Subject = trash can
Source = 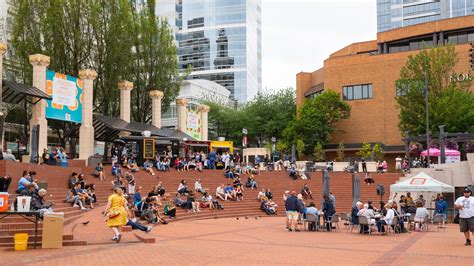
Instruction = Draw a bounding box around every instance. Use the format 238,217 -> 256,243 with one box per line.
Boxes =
14,233 -> 29,251
42,212 -> 64,249
88,156 -> 101,167
0,192 -> 8,212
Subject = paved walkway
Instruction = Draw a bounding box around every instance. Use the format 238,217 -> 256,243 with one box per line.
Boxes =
1,217 -> 472,265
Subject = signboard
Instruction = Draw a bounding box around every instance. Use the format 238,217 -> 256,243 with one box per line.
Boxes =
45,70 -> 82,123
186,108 -> 202,141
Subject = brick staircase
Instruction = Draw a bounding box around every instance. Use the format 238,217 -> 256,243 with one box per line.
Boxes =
0,161 -> 402,247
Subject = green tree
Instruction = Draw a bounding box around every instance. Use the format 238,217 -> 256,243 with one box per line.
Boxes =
296,139 -> 305,160
335,141 -> 345,162
372,143 -> 384,161
356,141 -> 372,159
396,45 -> 474,135
129,0 -> 185,123
10,0 -> 182,157
313,142 -> 324,162
283,90 -> 350,155
205,88 -> 296,146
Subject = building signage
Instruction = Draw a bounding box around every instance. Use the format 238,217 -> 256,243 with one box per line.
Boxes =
45,70 -> 82,123
450,73 -> 472,82
186,108 -> 202,141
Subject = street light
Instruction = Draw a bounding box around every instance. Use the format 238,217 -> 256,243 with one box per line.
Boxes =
424,70 -> 430,168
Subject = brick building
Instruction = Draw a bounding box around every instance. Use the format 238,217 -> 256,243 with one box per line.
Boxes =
296,16 -> 474,163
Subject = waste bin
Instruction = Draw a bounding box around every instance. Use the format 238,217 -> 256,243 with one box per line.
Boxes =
14,233 -> 29,251
88,156 -> 102,167
0,192 -> 8,212
42,212 -> 64,249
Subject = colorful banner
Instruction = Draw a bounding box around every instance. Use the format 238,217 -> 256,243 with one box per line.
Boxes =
186,108 -> 202,140
45,70 -> 82,123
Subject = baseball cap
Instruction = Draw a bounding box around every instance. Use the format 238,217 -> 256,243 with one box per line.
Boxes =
463,187 -> 472,193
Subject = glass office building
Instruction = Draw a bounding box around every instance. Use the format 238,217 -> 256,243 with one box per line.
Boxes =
377,0 -> 474,32
156,0 -> 262,103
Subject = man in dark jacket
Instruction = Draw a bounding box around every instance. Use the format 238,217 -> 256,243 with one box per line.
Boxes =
285,191 -> 300,232
31,189 -> 53,218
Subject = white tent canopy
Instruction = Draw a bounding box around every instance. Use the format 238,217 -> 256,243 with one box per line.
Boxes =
390,172 -> 455,193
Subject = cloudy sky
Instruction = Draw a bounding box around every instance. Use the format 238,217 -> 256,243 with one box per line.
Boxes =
261,0 -> 377,90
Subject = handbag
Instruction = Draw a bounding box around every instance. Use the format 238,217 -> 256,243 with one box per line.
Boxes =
453,213 -> 460,224
108,207 -> 120,219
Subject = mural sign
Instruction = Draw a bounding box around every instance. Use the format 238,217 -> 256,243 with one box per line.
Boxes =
45,70 -> 82,123
186,108 -> 202,141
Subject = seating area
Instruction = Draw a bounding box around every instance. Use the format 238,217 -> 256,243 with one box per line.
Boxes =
0,160 -> 401,247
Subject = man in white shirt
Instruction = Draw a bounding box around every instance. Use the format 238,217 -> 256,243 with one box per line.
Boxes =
454,187 -> 474,246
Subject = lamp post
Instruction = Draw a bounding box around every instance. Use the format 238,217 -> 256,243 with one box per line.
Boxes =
271,136 -> 276,162
424,70 -> 430,168
439,125 -> 446,164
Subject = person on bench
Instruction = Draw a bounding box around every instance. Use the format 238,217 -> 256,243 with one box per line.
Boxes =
143,160 -> 156,176
177,180 -> 188,195
164,199 -> 177,218
173,193 -> 187,208
66,184 -> 86,210
216,184 -> 227,201
93,163 -> 106,181
224,184 -> 236,201
0,175 -> 12,192
194,179 -> 205,194
301,184 -> 313,200
31,189 -> 53,219
18,170 -> 36,194
127,209 -> 152,233
201,192 -> 215,210
245,175 -> 258,189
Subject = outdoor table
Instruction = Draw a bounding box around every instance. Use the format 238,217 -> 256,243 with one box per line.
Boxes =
0,211 -> 41,249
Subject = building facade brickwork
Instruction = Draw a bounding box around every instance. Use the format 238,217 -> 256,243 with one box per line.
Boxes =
297,16 -> 474,154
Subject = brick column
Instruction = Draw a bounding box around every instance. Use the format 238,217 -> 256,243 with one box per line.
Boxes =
29,54 -> 50,156
149,90 -> 164,128
118,80 -> 133,122
78,69 -> 97,161
176,98 -> 188,133
198,104 -> 210,141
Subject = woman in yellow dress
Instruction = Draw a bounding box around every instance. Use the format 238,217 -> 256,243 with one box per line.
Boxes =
105,187 -> 128,242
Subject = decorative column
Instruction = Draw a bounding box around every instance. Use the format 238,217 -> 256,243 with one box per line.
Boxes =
149,90 -> 164,128
0,43 -> 6,115
118,80 -> 133,122
198,104 -> 210,141
118,80 -> 133,136
29,54 -> 50,156
78,69 -> 97,161
176,98 -> 188,133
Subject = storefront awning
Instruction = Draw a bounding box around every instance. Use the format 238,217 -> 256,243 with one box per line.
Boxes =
2,79 -> 52,104
155,127 -> 196,141
93,114 -> 130,142
93,114 -> 196,142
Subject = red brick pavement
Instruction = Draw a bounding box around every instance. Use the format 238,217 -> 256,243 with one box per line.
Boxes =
1,217 -> 472,265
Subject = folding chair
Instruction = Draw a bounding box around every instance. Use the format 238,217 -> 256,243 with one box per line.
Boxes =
304,213 -> 318,231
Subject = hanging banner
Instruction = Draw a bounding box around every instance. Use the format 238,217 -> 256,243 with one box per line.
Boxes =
45,70 -> 82,123
186,108 -> 202,140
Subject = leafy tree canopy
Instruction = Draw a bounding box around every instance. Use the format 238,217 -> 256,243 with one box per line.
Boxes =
283,90 -> 350,155
396,45 -> 474,135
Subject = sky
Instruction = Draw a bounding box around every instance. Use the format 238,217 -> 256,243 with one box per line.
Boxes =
261,0 -> 377,91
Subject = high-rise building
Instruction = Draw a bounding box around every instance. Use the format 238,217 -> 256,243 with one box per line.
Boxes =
377,0 -> 474,32
0,0 -> 17,80
156,0 -> 262,103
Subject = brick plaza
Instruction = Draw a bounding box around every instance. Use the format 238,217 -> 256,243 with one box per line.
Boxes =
1,215 -> 472,265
